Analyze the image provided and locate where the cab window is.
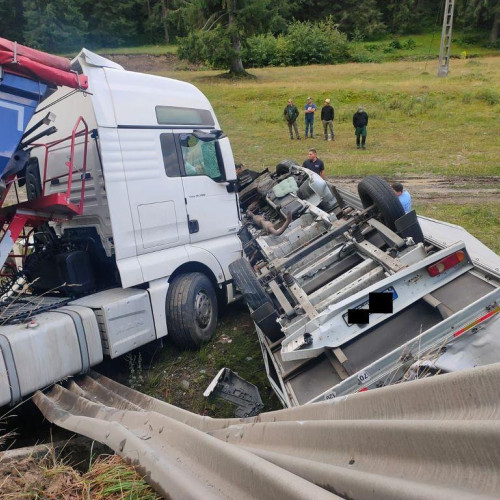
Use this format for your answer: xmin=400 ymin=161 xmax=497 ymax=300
xmin=179 ymin=134 xmax=222 ymax=181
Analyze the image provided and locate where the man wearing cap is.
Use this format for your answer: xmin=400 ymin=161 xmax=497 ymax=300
xmin=283 ymin=99 xmax=300 ymax=140
xmin=353 ymin=105 xmax=369 ymax=149
xmin=304 ymin=97 xmax=317 ymax=139
xmin=321 ymin=98 xmax=335 ymax=141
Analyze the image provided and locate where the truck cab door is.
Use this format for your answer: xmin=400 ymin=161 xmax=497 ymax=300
xmin=177 ymin=131 xmax=239 ymax=244
xmin=118 ymin=128 xmax=190 ymax=255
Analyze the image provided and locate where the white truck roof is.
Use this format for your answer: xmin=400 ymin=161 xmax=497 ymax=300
xmin=71 ymin=49 xmax=219 ymax=129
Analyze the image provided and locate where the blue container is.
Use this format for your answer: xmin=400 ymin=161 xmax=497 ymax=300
xmin=0 ymin=72 xmax=48 ymax=178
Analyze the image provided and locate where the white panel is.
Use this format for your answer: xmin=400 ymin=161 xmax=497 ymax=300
xmin=0 ymin=352 xmax=10 ymax=407
xmin=98 ymin=127 xmax=137 ymax=263
xmin=118 ymin=128 xmax=189 ymax=258
xmin=147 ymin=277 xmax=170 ymax=339
xmin=103 ymin=68 xmax=219 ymax=128
xmin=5 ymin=313 xmax=81 ymax=395
xmin=188 ymin=234 xmax=242 ymax=282
xmin=139 ymin=202 xmax=179 ymax=248
xmin=59 ymin=305 xmax=104 ymax=366
xmin=138 ymin=245 xmax=190 ymax=284
xmin=71 ymin=288 xmax=156 ymax=359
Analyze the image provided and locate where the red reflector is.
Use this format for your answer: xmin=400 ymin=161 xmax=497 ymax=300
xmin=427 ymin=250 xmax=466 ymax=277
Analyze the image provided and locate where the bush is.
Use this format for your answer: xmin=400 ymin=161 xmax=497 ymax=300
xmin=285 ymin=19 xmax=350 ymax=65
xmin=243 ymin=33 xmax=291 ymax=67
xmin=243 ymin=19 xmax=350 ymax=68
xmin=402 ymin=38 xmax=416 ymax=50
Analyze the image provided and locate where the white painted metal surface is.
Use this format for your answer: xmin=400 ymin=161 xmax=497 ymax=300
xmin=71 ymin=288 xmax=156 ymax=358
xmin=0 ymin=307 xmax=102 ymax=406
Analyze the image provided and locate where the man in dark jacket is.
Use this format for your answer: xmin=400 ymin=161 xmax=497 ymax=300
xmin=302 ymin=148 xmax=325 ymax=178
xmin=353 ymin=106 xmax=369 ymax=149
xmin=284 ymin=99 xmax=300 ymax=140
xmin=321 ymin=98 xmax=335 ymax=141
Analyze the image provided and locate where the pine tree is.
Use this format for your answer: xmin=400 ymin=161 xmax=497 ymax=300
xmin=80 ymin=0 xmax=142 ymax=48
xmin=23 ymin=0 xmax=87 ymax=52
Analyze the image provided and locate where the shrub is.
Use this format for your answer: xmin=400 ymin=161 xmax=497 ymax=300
xmin=402 ymin=38 xmax=416 ymax=50
xmin=243 ymin=20 xmax=350 ymax=68
xmin=475 ymin=89 xmax=500 ymax=105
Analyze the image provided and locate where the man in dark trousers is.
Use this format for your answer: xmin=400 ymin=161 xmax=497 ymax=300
xmin=304 ymin=97 xmax=317 ymax=139
xmin=283 ymin=99 xmax=300 ymax=140
xmin=302 ymin=148 xmax=325 ymax=178
xmin=353 ymin=105 xmax=369 ymax=149
xmin=321 ymin=98 xmax=335 ymax=141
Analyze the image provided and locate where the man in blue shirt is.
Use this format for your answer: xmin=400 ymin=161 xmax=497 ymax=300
xmin=392 ymin=182 xmax=412 ymax=213
xmin=304 ymin=97 xmax=317 ymax=139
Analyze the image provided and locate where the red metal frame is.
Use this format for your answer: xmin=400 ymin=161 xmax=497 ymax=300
xmin=0 ymin=116 xmax=90 ymax=271
xmin=34 ymin=116 xmax=89 ymax=215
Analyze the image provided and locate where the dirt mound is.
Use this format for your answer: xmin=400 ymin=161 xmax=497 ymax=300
xmin=102 ymin=53 xmax=199 ymax=72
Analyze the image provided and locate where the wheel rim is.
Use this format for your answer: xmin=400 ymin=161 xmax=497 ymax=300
xmin=194 ymin=289 xmax=212 ymax=329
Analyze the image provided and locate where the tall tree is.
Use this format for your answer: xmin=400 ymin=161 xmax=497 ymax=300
xmin=81 ymin=0 xmax=142 ymax=47
xmin=23 ymin=0 xmax=87 ymax=52
xmin=380 ymin=0 xmax=416 ymax=34
xmin=0 ymin=0 xmax=23 ymax=42
xmin=330 ymin=0 xmax=386 ymax=39
xmin=464 ymin=0 xmax=500 ymax=42
xmin=175 ymin=0 xmax=288 ymax=75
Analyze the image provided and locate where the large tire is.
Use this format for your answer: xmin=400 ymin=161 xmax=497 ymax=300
xmin=229 ymin=258 xmax=283 ymax=341
xmin=357 ymin=175 xmax=405 ymax=231
xmin=166 ymin=272 xmax=218 ymax=349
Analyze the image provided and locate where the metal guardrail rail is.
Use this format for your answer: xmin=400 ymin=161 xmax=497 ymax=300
xmin=33 ymin=365 xmax=500 ymax=499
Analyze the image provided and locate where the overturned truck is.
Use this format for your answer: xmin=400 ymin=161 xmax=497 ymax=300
xmin=229 ymin=162 xmax=500 ymax=407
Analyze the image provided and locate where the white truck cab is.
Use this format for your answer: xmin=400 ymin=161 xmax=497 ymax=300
xmin=0 ymin=49 xmax=242 ymax=407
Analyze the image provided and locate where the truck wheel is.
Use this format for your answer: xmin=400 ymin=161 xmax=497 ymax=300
xmin=358 ymin=175 xmax=405 ymax=231
xmin=229 ymin=258 xmax=282 ymax=342
xmin=166 ymin=272 xmax=218 ymax=349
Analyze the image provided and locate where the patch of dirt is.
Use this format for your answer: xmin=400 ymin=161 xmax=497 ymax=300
xmin=101 ymin=53 xmax=200 ymax=72
xmin=331 ymin=174 xmax=500 ymax=205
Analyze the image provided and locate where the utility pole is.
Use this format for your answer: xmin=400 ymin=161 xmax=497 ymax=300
xmin=438 ymin=0 xmax=455 ymax=77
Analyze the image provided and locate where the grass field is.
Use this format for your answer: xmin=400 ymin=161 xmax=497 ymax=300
xmin=161 ymin=57 xmax=500 ymax=178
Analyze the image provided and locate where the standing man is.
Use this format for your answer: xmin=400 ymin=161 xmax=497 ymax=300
xmin=321 ymin=98 xmax=335 ymax=141
xmin=304 ymin=97 xmax=317 ymax=139
xmin=392 ymin=182 xmax=412 ymax=213
xmin=283 ymin=99 xmax=300 ymax=140
xmin=353 ymin=105 xmax=369 ymax=149
xmin=302 ymin=148 xmax=325 ymax=178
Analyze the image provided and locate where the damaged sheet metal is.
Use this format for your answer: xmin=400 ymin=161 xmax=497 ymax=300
xmin=34 ymin=365 xmax=500 ymax=499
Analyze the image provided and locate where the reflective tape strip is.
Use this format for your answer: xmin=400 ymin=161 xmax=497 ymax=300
xmin=0 ymin=333 xmax=21 ymax=404
xmin=453 ymin=305 xmax=500 ymax=338
xmin=52 ymin=308 xmax=90 ymax=373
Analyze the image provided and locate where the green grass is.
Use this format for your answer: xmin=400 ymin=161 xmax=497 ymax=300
xmin=416 ymin=202 xmax=500 ymax=254
xmin=142 ymin=303 xmax=281 ymax=417
xmin=160 ymin=57 xmax=500 ymax=177
xmin=350 ymin=31 xmax=499 ymax=62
